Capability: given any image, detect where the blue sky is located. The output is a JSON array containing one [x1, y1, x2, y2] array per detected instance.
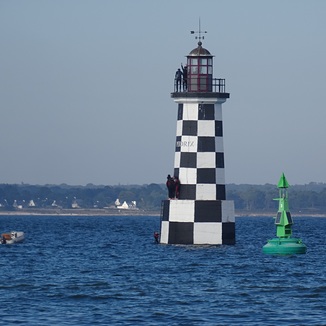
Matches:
[[1, 0, 325, 186]]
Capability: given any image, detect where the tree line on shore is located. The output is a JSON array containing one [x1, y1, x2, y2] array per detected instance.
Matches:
[[1, 182, 326, 213]]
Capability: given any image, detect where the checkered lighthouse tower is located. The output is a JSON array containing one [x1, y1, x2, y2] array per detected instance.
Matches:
[[160, 34, 235, 245]]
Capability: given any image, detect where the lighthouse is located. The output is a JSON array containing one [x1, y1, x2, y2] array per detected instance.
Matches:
[[160, 30, 235, 245]]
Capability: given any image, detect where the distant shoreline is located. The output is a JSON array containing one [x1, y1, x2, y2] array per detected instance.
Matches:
[[0, 208, 160, 217], [0, 208, 325, 218]]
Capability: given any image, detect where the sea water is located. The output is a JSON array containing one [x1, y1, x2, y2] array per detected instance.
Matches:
[[0, 215, 325, 325]]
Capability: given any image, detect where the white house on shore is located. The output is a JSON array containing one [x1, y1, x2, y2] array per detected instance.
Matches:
[[115, 199, 138, 210]]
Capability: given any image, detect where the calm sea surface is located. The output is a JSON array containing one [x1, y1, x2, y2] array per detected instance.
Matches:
[[0, 215, 325, 325]]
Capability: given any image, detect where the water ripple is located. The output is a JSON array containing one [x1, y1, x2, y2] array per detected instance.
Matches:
[[0, 215, 325, 325]]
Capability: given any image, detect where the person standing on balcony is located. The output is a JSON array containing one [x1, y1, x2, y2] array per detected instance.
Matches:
[[181, 63, 188, 91], [175, 68, 182, 92]]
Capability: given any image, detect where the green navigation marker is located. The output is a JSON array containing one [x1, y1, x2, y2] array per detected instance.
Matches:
[[262, 173, 307, 255]]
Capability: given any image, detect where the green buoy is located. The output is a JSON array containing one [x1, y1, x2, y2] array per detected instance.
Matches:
[[263, 173, 307, 255]]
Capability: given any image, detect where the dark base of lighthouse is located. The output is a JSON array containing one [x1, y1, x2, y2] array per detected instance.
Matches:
[[160, 199, 235, 245]]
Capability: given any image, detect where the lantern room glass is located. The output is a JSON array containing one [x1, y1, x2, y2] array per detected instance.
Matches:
[[187, 56, 213, 92]]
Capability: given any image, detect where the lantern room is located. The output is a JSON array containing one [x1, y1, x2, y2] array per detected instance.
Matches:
[[172, 38, 227, 95], [187, 41, 213, 92]]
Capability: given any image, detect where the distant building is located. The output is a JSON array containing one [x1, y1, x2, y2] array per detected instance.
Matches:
[[28, 200, 36, 207], [117, 201, 129, 209], [115, 199, 138, 210], [71, 200, 80, 209]]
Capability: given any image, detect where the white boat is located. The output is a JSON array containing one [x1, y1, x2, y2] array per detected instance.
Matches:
[[1, 231, 25, 244]]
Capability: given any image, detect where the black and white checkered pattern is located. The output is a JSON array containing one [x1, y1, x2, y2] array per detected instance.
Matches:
[[174, 102, 226, 201], [160, 199, 235, 244], [160, 99, 235, 245]]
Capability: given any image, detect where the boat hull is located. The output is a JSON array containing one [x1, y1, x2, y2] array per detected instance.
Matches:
[[1, 231, 25, 244]]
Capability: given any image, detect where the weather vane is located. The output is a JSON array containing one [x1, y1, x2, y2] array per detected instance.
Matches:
[[190, 18, 207, 41]]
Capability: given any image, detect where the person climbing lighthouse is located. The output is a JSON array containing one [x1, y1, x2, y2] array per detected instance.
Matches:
[[166, 174, 176, 199]]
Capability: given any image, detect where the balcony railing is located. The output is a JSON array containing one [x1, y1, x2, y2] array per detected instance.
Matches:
[[173, 78, 227, 93]]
